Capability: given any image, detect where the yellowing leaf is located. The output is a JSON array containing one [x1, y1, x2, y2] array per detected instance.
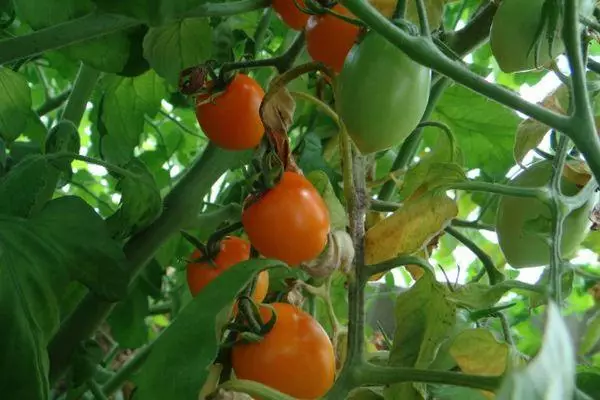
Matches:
[[365, 192, 458, 265], [400, 162, 466, 201], [449, 329, 509, 376], [513, 85, 568, 165], [563, 159, 591, 187], [261, 85, 295, 134]]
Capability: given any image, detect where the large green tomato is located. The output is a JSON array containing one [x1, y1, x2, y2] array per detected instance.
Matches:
[[490, 0, 595, 73], [496, 161, 596, 268], [337, 31, 431, 154]]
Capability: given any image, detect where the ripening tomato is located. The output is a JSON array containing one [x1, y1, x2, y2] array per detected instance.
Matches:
[[490, 0, 595, 73], [496, 161, 597, 268], [272, 0, 309, 30], [305, 4, 360, 72], [242, 171, 330, 266], [186, 236, 269, 303], [231, 302, 335, 399], [195, 74, 265, 150], [337, 31, 431, 154]]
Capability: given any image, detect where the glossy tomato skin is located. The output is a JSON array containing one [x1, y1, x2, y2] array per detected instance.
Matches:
[[272, 0, 309, 30], [338, 31, 431, 154], [305, 4, 360, 73], [496, 161, 597, 268], [242, 171, 330, 266], [186, 236, 269, 303], [490, 0, 595, 73], [195, 74, 265, 150], [231, 302, 335, 399]]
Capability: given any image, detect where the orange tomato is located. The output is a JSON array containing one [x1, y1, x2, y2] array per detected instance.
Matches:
[[231, 303, 335, 399], [272, 0, 309, 30], [186, 236, 269, 304], [305, 4, 361, 72], [242, 171, 330, 266], [195, 74, 265, 150]]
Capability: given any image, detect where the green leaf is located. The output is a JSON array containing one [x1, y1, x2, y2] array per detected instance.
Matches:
[[576, 367, 600, 400], [400, 162, 466, 200], [134, 259, 284, 400], [0, 67, 32, 142], [0, 196, 127, 399], [108, 286, 149, 349], [91, 0, 203, 25], [0, 155, 57, 217], [99, 70, 168, 164], [12, 0, 130, 73], [447, 280, 543, 309], [143, 18, 212, 86], [71, 340, 104, 387], [426, 85, 520, 180], [106, 159, 162, 239], [306, 169, 348, 230], [496, 302, 576, 399], [385, 273, 457, 400]]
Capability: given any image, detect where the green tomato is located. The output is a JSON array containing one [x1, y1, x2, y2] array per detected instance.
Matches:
[[496, 160, 596, 268], [490, 0, 595, 73], [337, 31, 431, 154]]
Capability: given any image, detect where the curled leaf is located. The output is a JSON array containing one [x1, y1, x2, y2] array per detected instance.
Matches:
[[261, 85, 295, 134], [300, 230, 355, 278], [563, 159, 591, 187], [365, 192, 458, 265]]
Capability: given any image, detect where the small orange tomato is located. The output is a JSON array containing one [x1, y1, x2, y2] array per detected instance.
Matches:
[[231, 303, 335, 399], [305, 4, 361, 72], [242, 171, 330, 266], [186, 236, 269, 304], [272, 0, 310, 30], [195, 74, 265, 150]]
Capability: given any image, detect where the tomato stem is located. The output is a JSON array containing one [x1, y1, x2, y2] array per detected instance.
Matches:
[[219, 379, 296, 400], [414, 0, 431, 37]]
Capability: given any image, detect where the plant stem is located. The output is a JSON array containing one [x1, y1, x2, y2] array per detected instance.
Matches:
[[219, 379, 295, 400], [340, 0, 571, 133], [148, 302, 172, 315], [46, 153, 135, 178], [253, 7, 273, 57], [548, 135, 570, 305], [354, 363, 502, 391], [415, 0, 431, 37], [102, 343, 153, 396], [445, 226, 504, 284], [0, 0, 270, 65], [36, 89, 72, 116], [60, 64, 99, 125], [445, 181, 549, 200], [367, 255, 433, 277], [48, 144, 252, 383], [86, 380, 108, 400]]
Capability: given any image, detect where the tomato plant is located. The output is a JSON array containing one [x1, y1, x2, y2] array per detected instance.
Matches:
[[305, 4, 361, 72], [195, 73, 265, 150], [337, 30, 431, 154], [231, 302, 336, 399], [271, 0, 309, 30], [4, 1, 600, 400], [186, 236, 269, 303], [496, 160, 597, 268], [242, 171, 330, 266]]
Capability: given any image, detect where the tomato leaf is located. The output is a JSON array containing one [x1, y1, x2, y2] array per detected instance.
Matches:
[[106, 159, 162, 239], [91, 0, 202, 25], [0, 155, 58, 218], [399, 162, 466, 200], [427, 85, 520, 180], [449, 328, 509, 376], [0, 67, 32, 142], [306, 170, 348, 230], [496, 302, 576, 400], [576, 367, 600, 399], [0, 196, 128, 399], [446, 280, 544, 309], [12, 0, 130, 72], [108, 286, 149, 349], [143, 18, 212, 86], [365, 192, 458, 265], [385, 273, 457, 400], [99, 70, 167, 164], [134, 259, 285, 400]]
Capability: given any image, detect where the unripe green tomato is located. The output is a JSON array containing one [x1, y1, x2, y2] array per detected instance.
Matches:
[[490, 0, 595, 73], [337, 31, 431, 154], [496, 160, 596, 268]]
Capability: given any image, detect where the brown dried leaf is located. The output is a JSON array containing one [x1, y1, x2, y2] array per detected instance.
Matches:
[[261, 86, 295, 134], [590, 202, 600, 231]]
